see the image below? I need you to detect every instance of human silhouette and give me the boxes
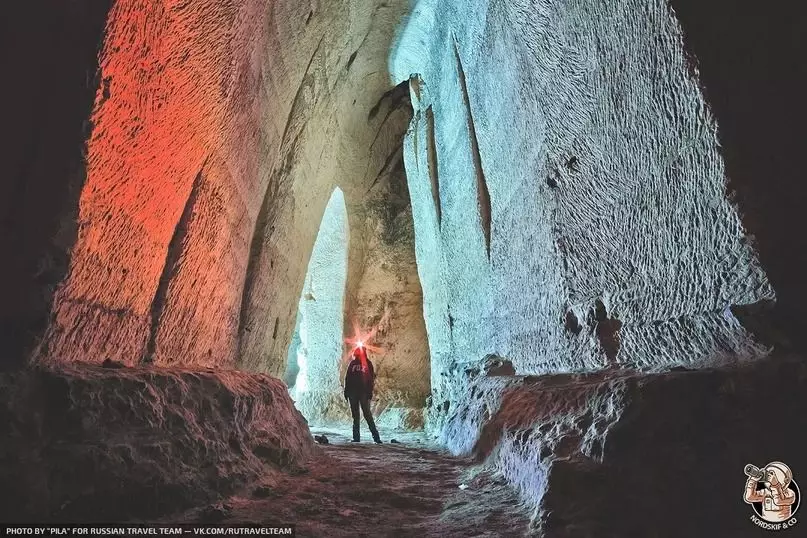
[343,345,381,444]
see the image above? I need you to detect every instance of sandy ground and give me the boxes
[161,427,533,537]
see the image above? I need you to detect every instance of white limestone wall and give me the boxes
[292,188,349,419]
[393,0,774,406]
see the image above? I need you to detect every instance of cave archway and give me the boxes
[285,187,349,423]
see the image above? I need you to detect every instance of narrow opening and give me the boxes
[285,187,349,423]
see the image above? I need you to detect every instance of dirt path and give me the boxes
[166,428,533,537]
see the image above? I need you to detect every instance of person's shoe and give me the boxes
[351,439,360,443]
[373,438,382,444]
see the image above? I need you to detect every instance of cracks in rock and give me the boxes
[342,25,373,76]
[144,157,207,364]
[452,37,492,260]
[237,181,278,355]
[346,50,358,71]
[425,106,442,226]
[565,309,583,335]
[362,78,413,187]
[364,79,411,174]
[365,146,404,195]
[279,35,325,146]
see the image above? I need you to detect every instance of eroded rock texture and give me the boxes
[343,144,431,427]
[1,1,803,531]
[0,364,314,522]
[397,0,776,388]
[26,0,424,383]
[438,354,807,537]
[286,188,350,422]
[669,0,807,347]
[287,160,432,425]
[31,0,276,368]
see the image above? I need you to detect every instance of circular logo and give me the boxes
[744,461,800,531]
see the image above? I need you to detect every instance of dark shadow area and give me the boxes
[464,354,807,537]
[0,1,113,369]
[670,0,807,350]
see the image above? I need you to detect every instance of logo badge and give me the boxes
[744,462,800,531]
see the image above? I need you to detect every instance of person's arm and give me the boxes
[368,361,375,398]
[744,478,764,503]
[771,484,796,507]
[344,363,350,400]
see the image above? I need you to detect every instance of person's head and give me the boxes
[352,345,369,369]
[764,462,793,488]
[352,345,367,361]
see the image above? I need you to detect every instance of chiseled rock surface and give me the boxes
[397,0,774,383]
[11,0,789,409]
[0,364,314,522]
[0,1,114,368]
[285,177,431,423]
[31,0,415,378]
[344,159,432,414]
[436,354,807,537]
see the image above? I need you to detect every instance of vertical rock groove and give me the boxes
[425,106,442,226]
[453,38,492,259]
[145,160,206,363]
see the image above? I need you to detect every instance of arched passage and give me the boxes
[286,187,350,423]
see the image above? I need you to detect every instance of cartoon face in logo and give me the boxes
[744,462,800,524]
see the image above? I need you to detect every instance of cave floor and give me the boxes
[160,427,532,537]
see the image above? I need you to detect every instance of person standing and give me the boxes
[343,344,382,443]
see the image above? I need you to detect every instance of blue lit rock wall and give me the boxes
[393,0,774,401]
[291,188,349,422]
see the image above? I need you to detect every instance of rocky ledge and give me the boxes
[0,364,315,522]
[435,353,807,537]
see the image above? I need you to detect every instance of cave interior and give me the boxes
[1,0,806,536]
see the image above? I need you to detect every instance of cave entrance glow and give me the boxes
[284,187,349,422]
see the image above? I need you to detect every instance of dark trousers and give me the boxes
[348,394,380,441]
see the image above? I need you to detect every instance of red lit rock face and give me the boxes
[38,0,272,367]
[34,0,416,372]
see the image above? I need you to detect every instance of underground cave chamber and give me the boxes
[1,0,806,535]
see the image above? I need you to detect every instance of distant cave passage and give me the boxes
[283,188,349,422]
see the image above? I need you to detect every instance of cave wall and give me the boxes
[26,0,425,379]
[668,0,807,348]
[394,0,777,397]
[33,0,277,368]
[0,363,314,522]
[343,154,432,423]
[0,1,113,369]
[436,353,807,538]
